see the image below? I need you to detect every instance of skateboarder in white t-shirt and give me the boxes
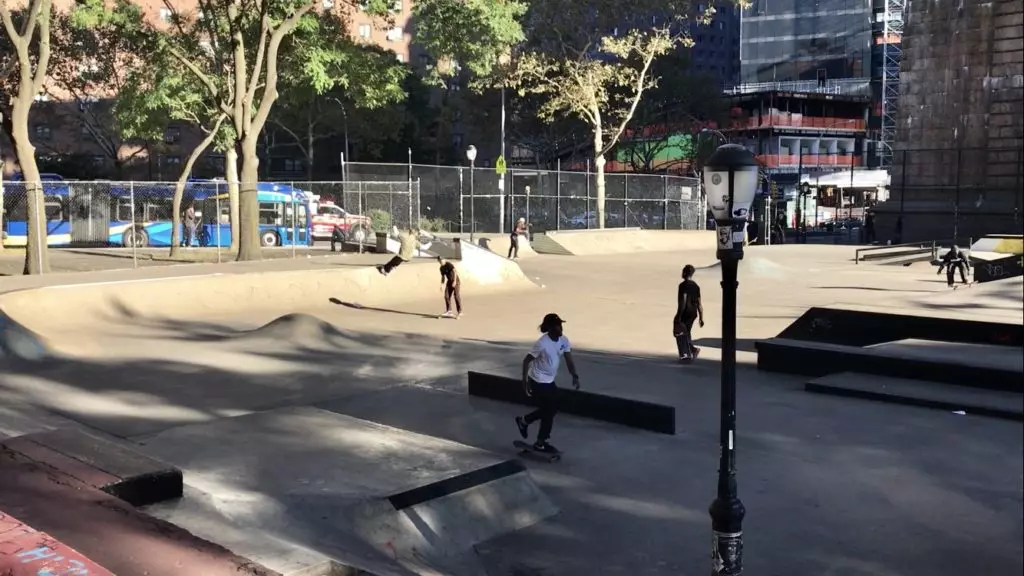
[515,313,580,454]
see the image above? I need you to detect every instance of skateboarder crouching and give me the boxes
[377,227,418,276]
[939,245,971,287]
[515,313,580,454]
[437,256,462,318]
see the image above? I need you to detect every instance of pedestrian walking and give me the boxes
[437,256,462,318]
[377,227,418,276]
[183,202,197,247]
[508,217,528,259]
[674,264,705,363]
[515,313,580,454]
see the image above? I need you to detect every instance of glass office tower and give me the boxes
[740,0,873,84]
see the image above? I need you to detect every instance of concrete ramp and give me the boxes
[970,234,1023,255]
[532,228,716,255]
[0,255,536,336]
[140,407,557,576]
[476,235,537,259]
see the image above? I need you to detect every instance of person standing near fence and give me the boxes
[673,264,704,363]
[183,202,197,248]
[508,217,528,259]
[437,256,462,318]
[377,227,418,276]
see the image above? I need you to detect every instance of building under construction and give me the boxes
[872,0,1024,243]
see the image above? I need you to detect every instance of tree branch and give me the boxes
[267,118,308,158]
[31,0,52,94]
[248,1,317,136]
[244,13,270,113]
[599,45,659,157]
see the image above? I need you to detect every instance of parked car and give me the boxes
[310,200,372,244]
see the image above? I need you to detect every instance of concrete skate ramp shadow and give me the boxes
[328,297,438,319]
[0,258,536,338]
[0,308,51,362]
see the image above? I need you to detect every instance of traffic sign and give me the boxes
[495,155,507,175]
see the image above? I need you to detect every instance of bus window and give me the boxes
[144,200,171,222]
[259,202,281,225]
[117,199,133,222]
[4,196,27,221]
[44,196,66,221]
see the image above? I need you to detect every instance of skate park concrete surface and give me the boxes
[0,235,1022,575]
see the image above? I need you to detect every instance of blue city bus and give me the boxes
[186,180,313,248]
[2,176,312,248]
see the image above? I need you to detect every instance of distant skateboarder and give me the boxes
[515,313,580,454]
[674,264,705,363]
[377,227,418,276]
[938,245,971,287]
[508,217,528,259]
[437,256,462,318]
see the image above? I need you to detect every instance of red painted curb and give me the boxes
[0,511,113,576]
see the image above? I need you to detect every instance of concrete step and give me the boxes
[805,372,1024,421]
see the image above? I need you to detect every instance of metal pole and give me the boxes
[510,168,515,232]
[340,152,346,182]
[499,88,507,235]
[710,170,745,576]
[459,167,464,235]
[408,148,414,231]
[358,184,364,254]
[525,185,531,229]
[663,174,669,230]
[291,183,297,259]
[130,181,137,268]
[954,150,961,245]
[470,160,476,242]
[585,158,590,229]
[557,159,562,231]
[898,150,907,243]
[416,177,422,231]
[215,184,222,263]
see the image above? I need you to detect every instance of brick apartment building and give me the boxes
[1,0,416,180]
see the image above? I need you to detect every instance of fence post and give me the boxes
[416,177,422,231]
[954,149,961,244]
[557,159,562,231]
[663,175,668,230]
[290,182,297,259]
[388,182,394,228]
[129,181,137,268]
[358,182,364,254]
[215,182,222,263]
[509,168,515,230]
[459,167,464,235]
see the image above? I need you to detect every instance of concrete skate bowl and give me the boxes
[0,252,536,345]
[531,228,716,256]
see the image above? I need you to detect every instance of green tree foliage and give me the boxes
[509,1,740,228]
[0,0,53,273]
[269,10,408,178]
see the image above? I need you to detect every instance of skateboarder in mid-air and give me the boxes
[515,313,580,454]
[377,227,418,276]
[938,245,971,287]
[437,256,462,318]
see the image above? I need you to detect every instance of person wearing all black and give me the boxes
[437,256,462,318]
[674,264,705,363]
[508,217,528,259]
[939,245,971,287]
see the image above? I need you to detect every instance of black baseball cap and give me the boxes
[541,313,566,327]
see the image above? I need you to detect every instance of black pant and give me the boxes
[525,380,558,442]
[508,234,519,258]
[330,227,344,252]
[382,255,406,273]
[183,224,196,246]
[444,282,462,313]
[947,262,968,285]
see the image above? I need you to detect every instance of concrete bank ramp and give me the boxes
[970,234,1023,255]
[0,254,535,336]
[140,407,557,576]
[532,228,716,255]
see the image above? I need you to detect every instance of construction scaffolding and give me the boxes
[879,0,904,168]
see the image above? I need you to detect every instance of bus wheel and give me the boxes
[123,226,149,248]
[260,230,280,247]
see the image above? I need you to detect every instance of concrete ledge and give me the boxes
[805,373,1024,421]
[2,429,182,506]
[776,306,1023,347]
[756,338,1022,392]
[467,371,676,435]
[388,458,526,510]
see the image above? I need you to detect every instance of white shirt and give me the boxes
[528,334,572,384]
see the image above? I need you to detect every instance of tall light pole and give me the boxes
[702,144,760,576]
[466,144,477,243]
[499,87,507,235]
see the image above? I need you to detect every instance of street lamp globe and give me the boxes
[466,145,477,162]
[702,144,759,224]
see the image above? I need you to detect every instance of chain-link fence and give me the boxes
[876,147,1024,244]
[345,162,706,234]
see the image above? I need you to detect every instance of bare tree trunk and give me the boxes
[236,136,262,261]
[9,106,50,274]
[225,147,240,251]
[170,116,225,258]
[593,121,606,230]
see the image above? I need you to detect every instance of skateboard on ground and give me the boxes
[514,440,561,462]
